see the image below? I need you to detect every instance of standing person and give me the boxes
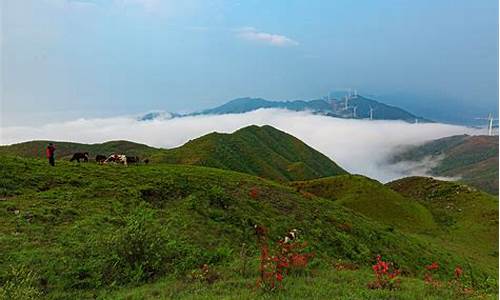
[46,143,56,166]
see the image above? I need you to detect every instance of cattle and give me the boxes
[70,152,89,163]
[126,156,140,164]
[104,154,128,166]
[143,158,150,164]
[95,154,106,164]
[284,229,298,244]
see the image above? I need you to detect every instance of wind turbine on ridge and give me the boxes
[476,113,498,136]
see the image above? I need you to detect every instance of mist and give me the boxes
[0,109,482,182]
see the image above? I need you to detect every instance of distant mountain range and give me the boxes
[389,135,499,194]
[140,95,431,123]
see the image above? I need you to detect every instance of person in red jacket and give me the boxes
[46,143,56,166]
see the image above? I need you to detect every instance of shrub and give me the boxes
[206,186,233,209]
[101,208,202,285]
[424,262,440,287]
[255,226,313,291]
[368,255,401,290]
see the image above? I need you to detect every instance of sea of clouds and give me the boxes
[0,109,483,182]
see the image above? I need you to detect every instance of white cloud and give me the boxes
[236,27,299,47]
[0,109,482,182]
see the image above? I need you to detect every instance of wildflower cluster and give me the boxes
[424,262,440,287]
[367,255,401,290]
[249,187,260,199]
[255,226,313,291]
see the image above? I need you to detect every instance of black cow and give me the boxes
[70,152,89,163]
[126,156,140,164]
[95,154,106,164]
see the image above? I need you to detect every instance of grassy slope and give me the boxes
[0,156,496,299]
[290,175,498,277]
[0,125,347,183]
[158,125,347,182]
[387,177,499,276]
[0,140,161,161]
[290,175,437,233]
[390,135,499,194]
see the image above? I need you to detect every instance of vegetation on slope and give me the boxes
[0,125,347,182]
[387,177,499,276]
[193,96,429,122]
[158,125,347,181]
[390,135,499,194]
[0,140,160,161]
[0,156,495,299]
[290,175,437,233]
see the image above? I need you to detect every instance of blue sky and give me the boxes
[2,0,498,125]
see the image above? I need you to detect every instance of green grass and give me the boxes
[158,125,347,181]
[0,140,160,161]
[101,267,492,300]
[387,177,499,276]
[0,125,347,183]
[0,156,497,299]
[290,175,438,233]
[389,135,499,194]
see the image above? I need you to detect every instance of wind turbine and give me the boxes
[476,113,498,136]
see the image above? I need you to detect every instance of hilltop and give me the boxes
[290,175,437,233]
[0,140,160,161]
[0,125,347,182]
[387,176,498,274]
[389,135,499,194]
[197,96,429,122]
[0,156,497,299]
[158,125,347,181]
[140,95,430,123]
[290,175,498,277]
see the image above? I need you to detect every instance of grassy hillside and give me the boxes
[390,135,499,194]
[0,140,161,161]
[0,156,496,299]
[387,177,498,275]
[158,125,348,181]
[0,126,346,182]
[290,174,498,278]
[290,175,437,233]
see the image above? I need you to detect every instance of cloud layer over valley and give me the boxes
[0,109,482,182]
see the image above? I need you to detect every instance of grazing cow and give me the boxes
[143,158,150,164]
[284,229,298,243]
[104,154,128,166]
[70,152,89,163]
[126,156,140,164]
[95,154,106,164]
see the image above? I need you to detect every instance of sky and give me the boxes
[1,0,499,125]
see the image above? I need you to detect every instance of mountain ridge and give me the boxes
[140,95,431,123]
[389,135,499,194]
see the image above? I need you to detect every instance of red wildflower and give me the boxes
[426,262,439,271]
[454,266,463,279]
[368,255,401,290]
[249,187,259,199]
